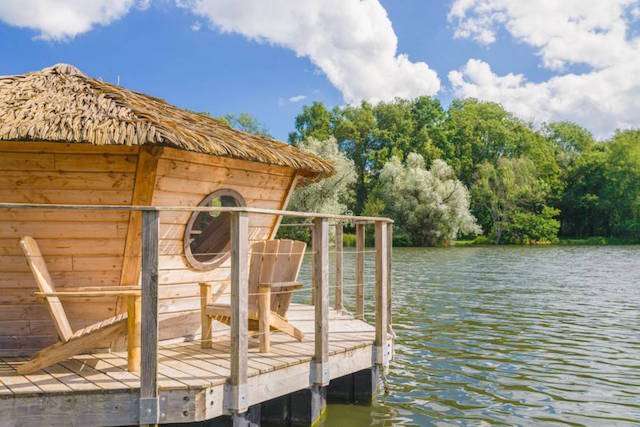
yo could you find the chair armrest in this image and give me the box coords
[259,281,303,289]
[35,289,141,298]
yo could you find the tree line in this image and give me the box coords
[224,98,640,246]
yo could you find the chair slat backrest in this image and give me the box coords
[20,236,73,342]
[248,240,306,313]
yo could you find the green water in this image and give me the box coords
[305,246,640,426]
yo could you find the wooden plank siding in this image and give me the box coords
[0,144,136,356]
[151,148,297,340]
[0,143,298,356]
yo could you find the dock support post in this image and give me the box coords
[334,223,343,312]
[140,209,160,426]
[374,221,389,369]
[311,217,329,424]
[355,222,365,320]
[230,212,249,417]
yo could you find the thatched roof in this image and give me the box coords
[0,64,333,177]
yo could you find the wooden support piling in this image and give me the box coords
[355,223,365,320]
[374,221,388,367]
[230,212,249,414]
[312,217,329,386]
[140,210,160,426]
[334,224,343,312]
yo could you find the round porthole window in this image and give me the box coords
[183,189,245,270]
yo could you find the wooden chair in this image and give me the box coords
[16,237,141,375]
[200,239,306,352]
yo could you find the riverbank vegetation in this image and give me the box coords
[228,97,640,246]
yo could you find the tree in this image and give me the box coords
[444,99,559,190]
[288,102,334,145]
[471,157,558,243]
[220,113,271,137]
[286,137,356,214]
[277,137,356,241]
[544,121,595,167]
[379,154,480,246]
[604,130,640,238]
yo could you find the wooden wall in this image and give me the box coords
[0,143,298,356]
[153,148,296,340]
[0,143,136,356]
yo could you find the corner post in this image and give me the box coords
[230,211,249,416]
[312,217,329,386]
[140,209,160,426]
[374,221,388,368]
[355,223,366,320]
[334,223,343,312]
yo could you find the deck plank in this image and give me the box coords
[0,303,376,400]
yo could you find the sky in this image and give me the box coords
[0,0,639,141]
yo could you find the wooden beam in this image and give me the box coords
[230,212,249,414]
[140,209,160,426]
[117,146,162,314]
[355,223,365,320]
[269,172,299,240]
[374,221,388,367]
[312,217,329,386]
[334,224,343,312]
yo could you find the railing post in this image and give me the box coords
[140,209,159,426]
[312,217,329,386]
[387,224,393,334]
[374,221,388,368]
[355,222,365,320]
[229,212,249,415]
[334,223,343,312]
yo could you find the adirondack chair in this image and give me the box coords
[200,239,306,352]
[16,237,141,375]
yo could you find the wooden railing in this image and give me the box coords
[0,203,393,424]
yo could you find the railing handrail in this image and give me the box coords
[0,202,393,223]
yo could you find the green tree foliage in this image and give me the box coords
[288,102,333,145]
[471,157,559,243]
[220,113,271,137]
[286,97,638,245]
[277,137,356,241]
[379,154,480,246]
[560,130,640,239]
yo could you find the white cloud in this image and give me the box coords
[288,95,306,103]
[448,0,640,137]
[180,0,440,103]
[190,21,201,31]
[0,0,142,40]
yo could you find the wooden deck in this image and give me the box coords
[0,304,385,426]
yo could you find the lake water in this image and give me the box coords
[304,246,640,426]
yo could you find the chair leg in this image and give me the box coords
[127,295,141,372]
[200,283,213,349]
[258,285,271,353]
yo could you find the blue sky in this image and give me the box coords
[0,1,638,139]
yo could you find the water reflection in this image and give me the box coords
[302,246,640,426]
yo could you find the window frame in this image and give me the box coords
[183,189,246,271]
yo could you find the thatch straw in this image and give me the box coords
[0,64,334,177]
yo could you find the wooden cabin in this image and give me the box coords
[0,63,334,357]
